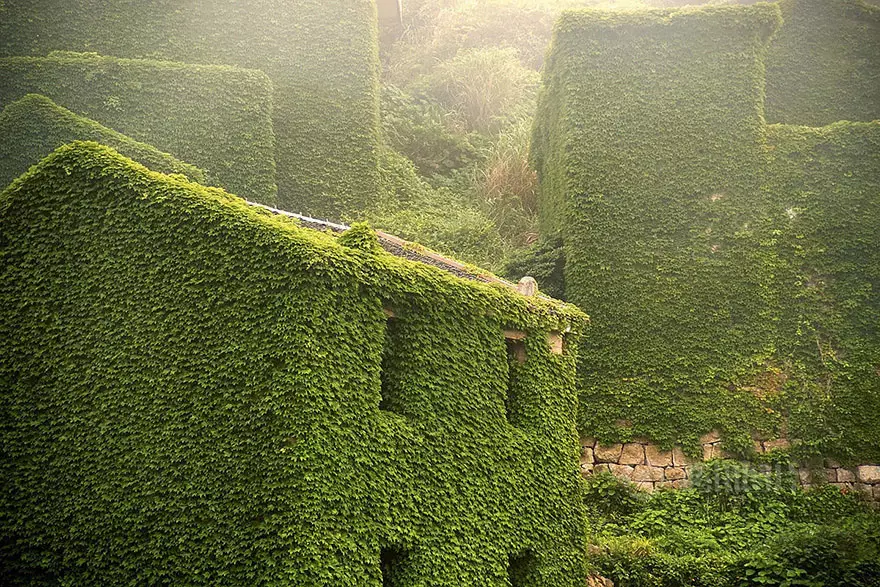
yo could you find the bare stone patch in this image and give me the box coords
[594,443,623,463]
[857,465,880,483]
[580,447,595,465]
[619,443,646,465]
[672,446,696,467]
[632,465,664,482]
[837,469,855,483]
[634,481,655,493]
[645,445,673,467]
[665,467,687,481]
[608,464,635,479]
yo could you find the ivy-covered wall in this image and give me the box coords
[0,0,382,217]
[533,5,784,455]
[0,142,589,586]
[765,122,880,463]
[765,0,880,126]
[534,3,880,464]
[0,94,205,189]
[0,52,276,205]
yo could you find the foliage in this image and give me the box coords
[689,459,798,512]
[381,84,482,178]
[370,147,508,271]
[765,0,880,126]
[473,117,540,248]
[0,52,276,204]
[503,236,566,300]
[582,471,645,518]
[584,465,880,586]
[0,94,205,190]
[0,0,381,216]
[414,47,539,134]
[0,142,589,585]
[389,0,650,78]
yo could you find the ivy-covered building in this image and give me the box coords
[0,142,589,586]
[533,1,880,462]
[0,0,382,216]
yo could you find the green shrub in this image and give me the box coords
[690,460,797,512]
[0,52,275,204]
[381,85,482,178]
[473,117,540,248]
[582,471,644,518]
[789,483,866,523]
[0,94,205,189]
[368,148,507,271]
[769,519,880,586]
[586,470,880,587]
[415,47,539,134]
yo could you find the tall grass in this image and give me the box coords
[416,47,539,133]
[473,116,540,247]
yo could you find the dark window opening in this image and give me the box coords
[508,550,538,586]
[504,330,527,364]
[506,338,526,365]
[380,545,407,587]
[379,315,402,414]
[504,333,526,426]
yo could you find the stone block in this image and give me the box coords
[580,437,596,449]
[655,481,674,490]
[580,447,595,465]
[580,463,594,476]
[831,482,854,493]
[857,465,880,483]
[797,469,812,485]
[594,443,623,463]
[619,443,646,465]
[632,465,664,482]
[645,445,673,467]
[671,479,689,489]
[825,458,841,469]
[874,485,880,501]
[593,463,612,474]
[699,430,721,444]
[824,469,836,483]
[854,483,874,500]
[587,576,614,587]
[763,438,790,452]
[702,443,721,461]
[634,481,655,493]
[837,468,855,483]
[672,446,697,467]
[608,464,635,479]
[665,467,687,481]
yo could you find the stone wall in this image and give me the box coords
[580,433,880,505]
